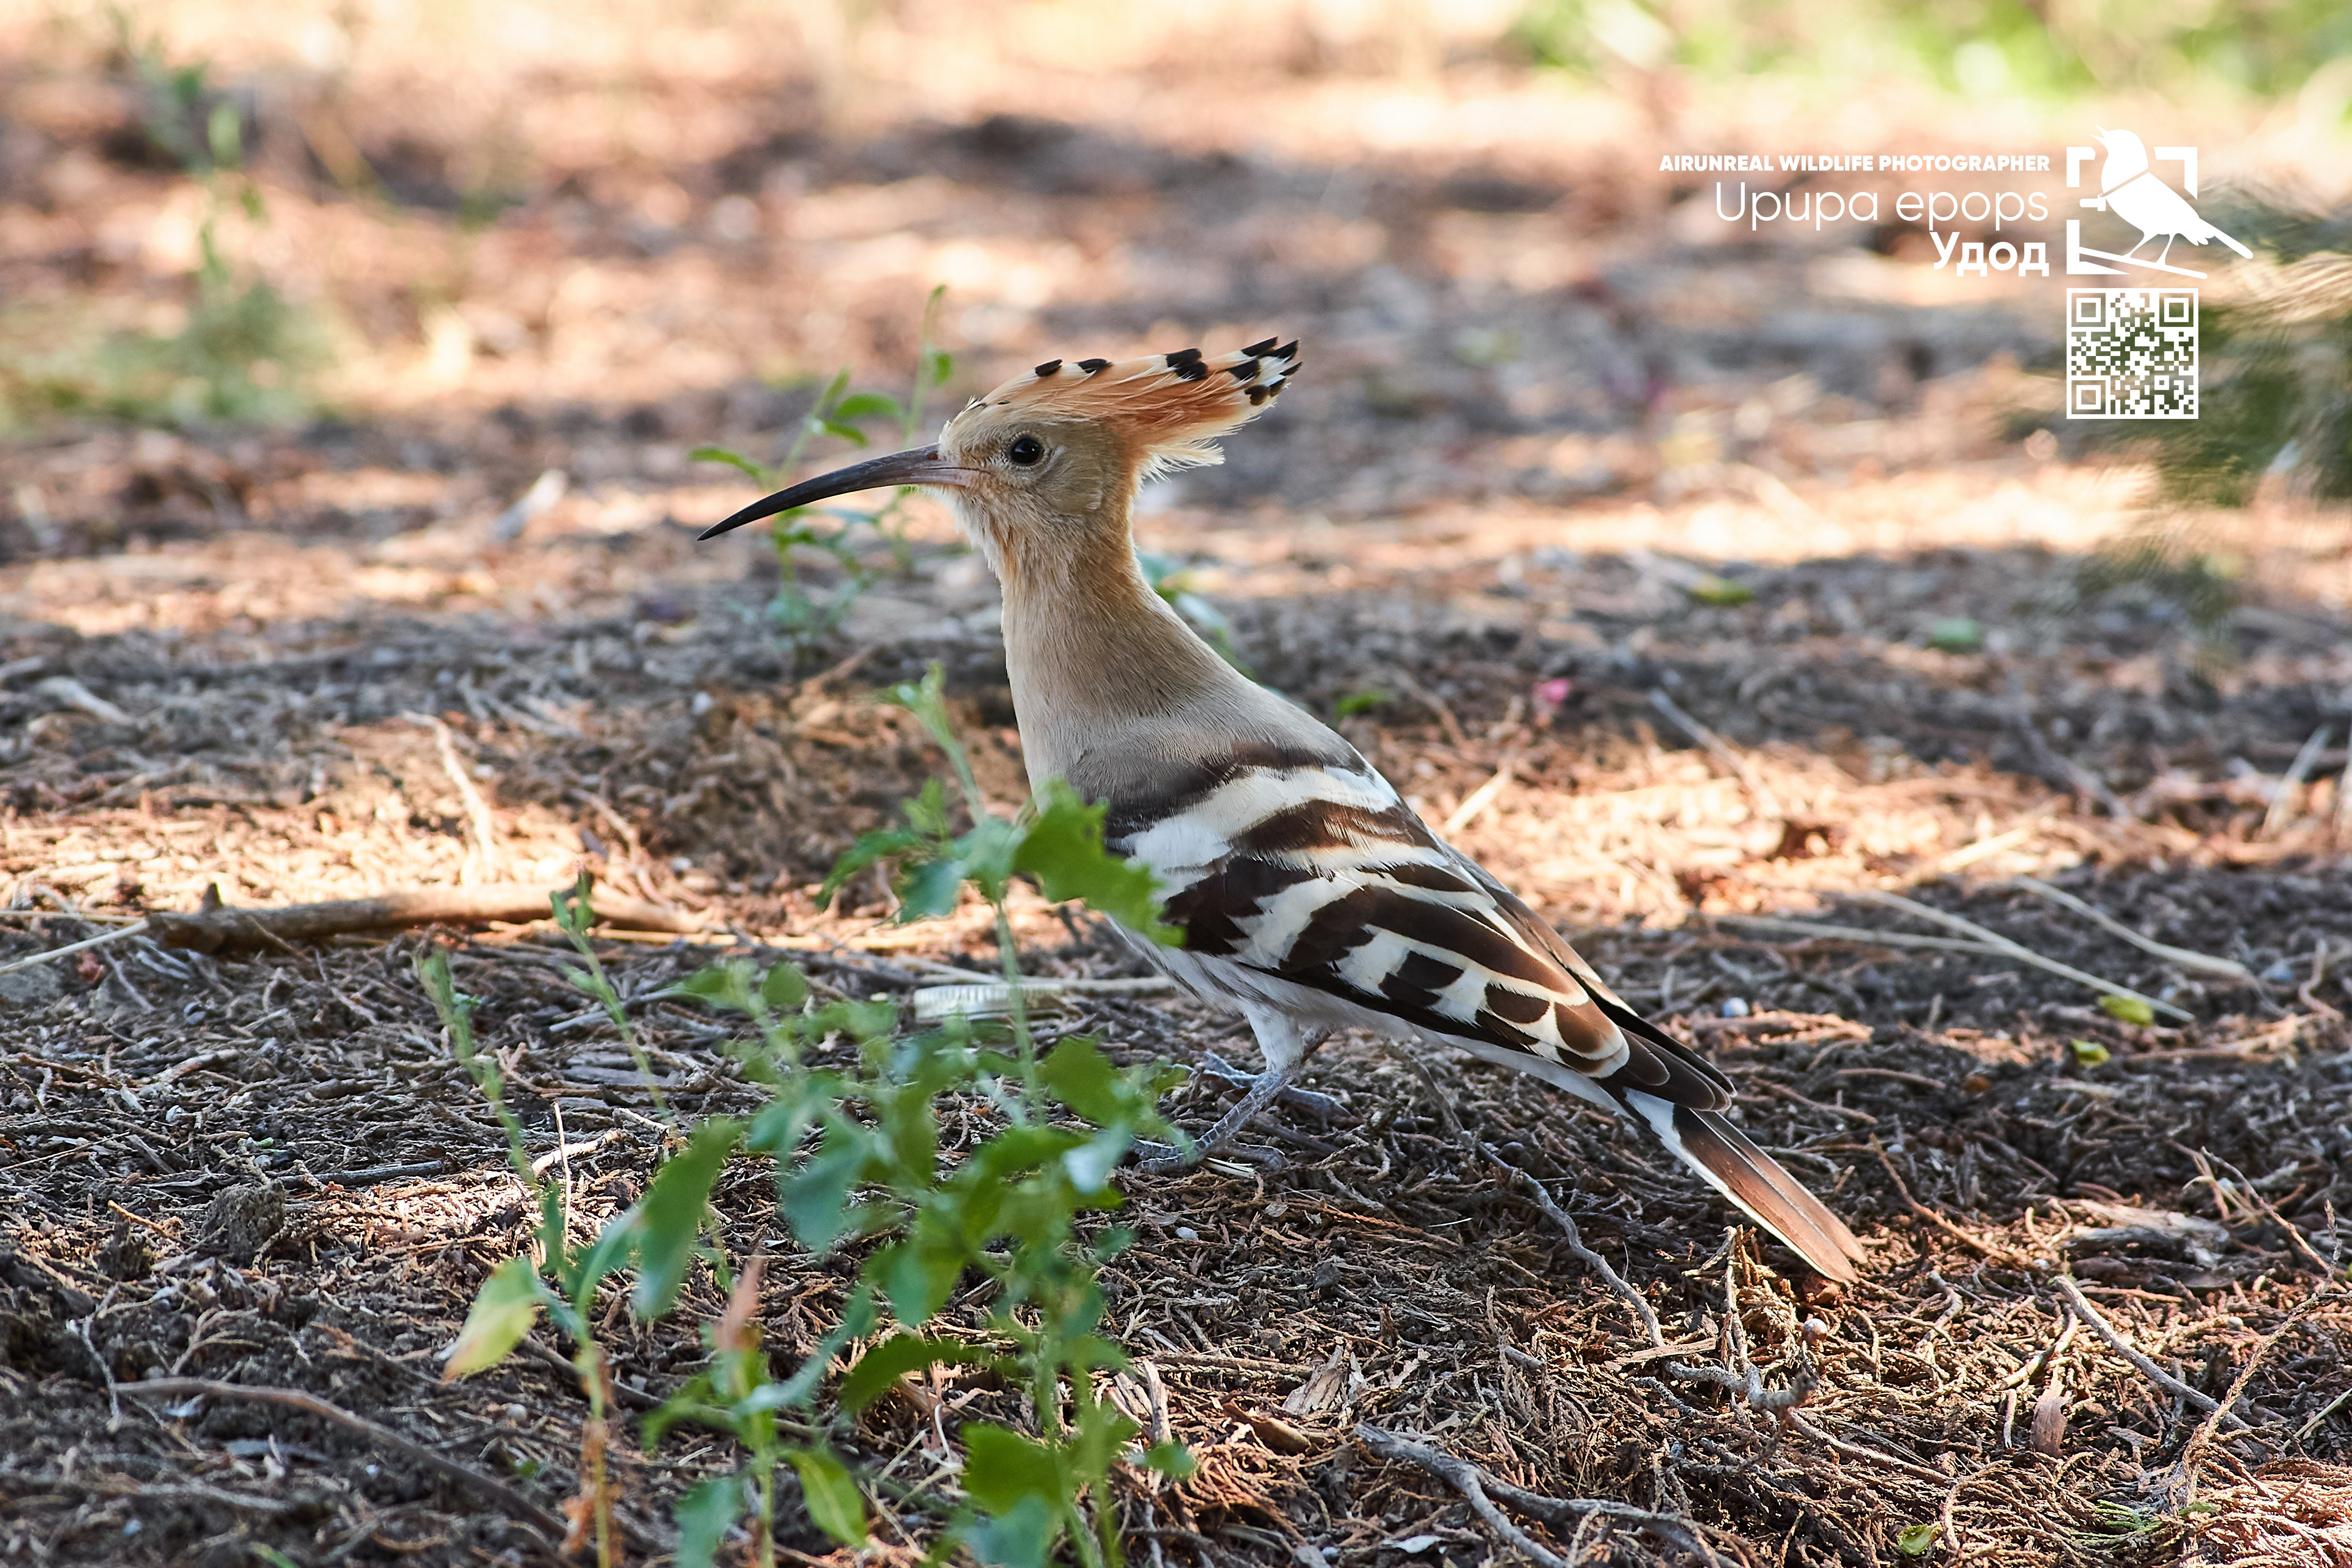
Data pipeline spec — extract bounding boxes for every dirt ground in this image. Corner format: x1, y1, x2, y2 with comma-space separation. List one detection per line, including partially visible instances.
6, 7, 2352, 1567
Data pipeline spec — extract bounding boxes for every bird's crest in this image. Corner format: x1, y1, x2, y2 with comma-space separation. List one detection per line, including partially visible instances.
946, 338, 1300, 478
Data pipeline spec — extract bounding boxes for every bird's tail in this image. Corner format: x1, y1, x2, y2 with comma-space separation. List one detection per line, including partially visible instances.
1626, 1091, 1866, 1282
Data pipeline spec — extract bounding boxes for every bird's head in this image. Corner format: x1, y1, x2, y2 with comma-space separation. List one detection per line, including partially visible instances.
701, 339, 1300, 577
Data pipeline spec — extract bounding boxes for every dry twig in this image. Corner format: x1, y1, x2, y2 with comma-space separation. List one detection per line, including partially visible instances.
2053, 1277, 2251, 1434
2005, 876, 2252, 980
118, 1377, 570, 1545
1355, 1423, 1718, 1565
148, 883, 697, 952
1649, 688, 1783, 820
1478, 1139, 1664, 1347
1714, 909, 2189, 1021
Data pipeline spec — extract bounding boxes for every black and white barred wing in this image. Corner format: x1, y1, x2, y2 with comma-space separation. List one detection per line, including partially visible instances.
1114, 755, 1865, 1282
1119, 758, 1696, 1089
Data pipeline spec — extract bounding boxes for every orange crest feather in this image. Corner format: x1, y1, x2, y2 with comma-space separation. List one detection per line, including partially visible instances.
947, 339, 1300, 475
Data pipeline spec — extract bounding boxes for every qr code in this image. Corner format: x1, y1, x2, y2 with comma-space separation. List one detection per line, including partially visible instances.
2066, 288, 2197, 419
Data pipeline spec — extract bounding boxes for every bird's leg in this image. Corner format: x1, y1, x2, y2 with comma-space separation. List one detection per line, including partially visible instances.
1137, 1006, 1307, 1172
1198, 1050, 1349, 1121
2155, 232, 2177, 267
2119, 232, 2154, 260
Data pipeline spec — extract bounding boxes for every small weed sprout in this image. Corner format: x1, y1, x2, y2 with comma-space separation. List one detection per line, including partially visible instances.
1136, 551, 1251, 674
7, 17, 331, 426
428, 677, 1193, 1565
695, 287, 956, 641
415, 941, 635, 1567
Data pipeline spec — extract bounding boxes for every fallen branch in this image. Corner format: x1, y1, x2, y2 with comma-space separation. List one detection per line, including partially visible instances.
117, 1377, 569, 1544
1845, 886, 2188, 1020
1440, 751, 1518, 835
0, 920, 149, 978
1479, 1140, 1664, 1347
2052, 1277, 2251, 1434
2004, 877, 2252, 981
1649, 688, 1782, 820
1355, 1424, 1718, 1566
1786, 1414, 1955, 1486
149, 883, 698, 953
1713, 910, 2190, 1021
1870, 1140, 2029, 1265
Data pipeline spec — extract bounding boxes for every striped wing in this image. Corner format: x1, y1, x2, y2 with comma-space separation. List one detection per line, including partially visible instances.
1105, 746, 1866, 1282
1111, 752, 1731, 1108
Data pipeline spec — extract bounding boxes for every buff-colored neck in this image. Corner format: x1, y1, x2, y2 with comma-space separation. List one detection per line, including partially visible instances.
959, 494, 1268, 792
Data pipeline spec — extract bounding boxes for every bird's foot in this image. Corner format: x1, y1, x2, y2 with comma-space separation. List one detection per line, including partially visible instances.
1131, 1136, 1285, 1174
1197, 1052, 1352, 1122
1132, 1138, 1194, 1174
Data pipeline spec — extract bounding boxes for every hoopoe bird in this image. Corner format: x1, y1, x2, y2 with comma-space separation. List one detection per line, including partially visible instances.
704, 340, 1867, 1281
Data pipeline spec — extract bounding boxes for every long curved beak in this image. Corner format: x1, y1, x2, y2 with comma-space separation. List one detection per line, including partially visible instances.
699, 445, 976, 540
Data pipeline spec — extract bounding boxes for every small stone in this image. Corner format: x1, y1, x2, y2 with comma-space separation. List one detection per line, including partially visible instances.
1175, 1226, 1200, 1243
1721, 997, 1751, 1018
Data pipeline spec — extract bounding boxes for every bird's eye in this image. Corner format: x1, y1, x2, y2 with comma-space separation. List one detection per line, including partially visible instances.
1005, 435, 1046, 467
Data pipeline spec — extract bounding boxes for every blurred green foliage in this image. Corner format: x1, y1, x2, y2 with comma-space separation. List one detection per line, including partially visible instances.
1511, 0, 2352, 101
2048, 197, 2352, 512
1, 17, 332, 429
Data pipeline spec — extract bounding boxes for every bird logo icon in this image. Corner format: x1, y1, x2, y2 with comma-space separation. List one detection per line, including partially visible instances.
2069, 128, 2249, 278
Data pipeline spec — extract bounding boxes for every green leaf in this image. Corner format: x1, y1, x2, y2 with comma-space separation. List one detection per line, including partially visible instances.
817, 419, 872, 448
898, 853, 973, 921
691, 446, 771, 485
1038, 1037, 1135, 1127
960, 1422, 1068, 1518
1068, 1398, 1139, 1483
839, 1333, 995, 1413
633, 1119, 743, 1319
569, 1212, 639, 1302
1062, 1128, 1133, 1195
1015, 783, 1174, 943
789, 1447, 867, 1546
2098, 994, 2156, 1026
1139, 1440, 1196, 1481
926, 348, 954, 387
444, 1255, 544, 1376
831, 392, 903, 424
819, 826, 925, 906
761, 961, 809, 1012
673, 961, 753, 1012
674, 1473, 746, 1568
1334, 688, 1392, 720
873, 1232, 968, 1328
1686, 574, 1754, 607
1924, 616, 1984, 653
1896, 1521, 1943, 1557
2069, 1037, 2112, 1067
783, 1123, 867, 1250
965, 1495, 1058, 1568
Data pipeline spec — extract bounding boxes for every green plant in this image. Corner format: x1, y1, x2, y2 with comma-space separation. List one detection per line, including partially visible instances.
2066, 531, 2245, 669
430, 673, 1193, 1566
7, 17, 331, 427
417, 928, 634, 1566
647, 665, 1189, 1565
1136, 551, 1250, 674
1507, 0, 2352, 103
695, 288, 956, 640
1334, 688, 1392, 721
2119, 198, 2352, 510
